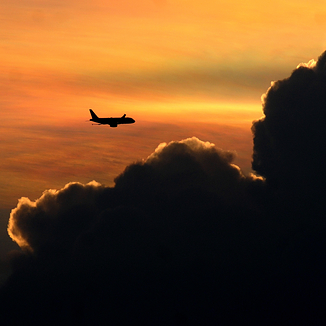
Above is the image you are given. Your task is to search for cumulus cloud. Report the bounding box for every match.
[115,137,259,207]
[4,51,326,324]
[2,137,265,325]
[8,180,106,253]
[7,138,260,254]
[252,51,326,197]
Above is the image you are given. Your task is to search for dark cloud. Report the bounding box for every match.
[8,181,107,254]
[114,138,259,207]
[3,51,326,324]
[7,138,260,255]
[249,52,326,324]
[252,51,326,198]
[1,137,266,325]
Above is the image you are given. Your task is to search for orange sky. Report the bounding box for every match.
[1,0,326,209]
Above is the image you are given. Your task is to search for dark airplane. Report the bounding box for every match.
[89,109,135,127]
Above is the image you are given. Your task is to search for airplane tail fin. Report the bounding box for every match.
[89,109,98,120]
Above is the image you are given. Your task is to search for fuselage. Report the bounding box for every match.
[90,117,135,125]
[89,109,135,127]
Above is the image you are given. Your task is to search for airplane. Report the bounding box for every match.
[89,109,135,127]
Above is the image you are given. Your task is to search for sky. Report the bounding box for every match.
[2,1,326,323]
[1,0,326,266]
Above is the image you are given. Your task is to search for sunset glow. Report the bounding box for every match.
[1,0,326,208]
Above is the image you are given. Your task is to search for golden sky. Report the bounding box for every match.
[1,0,326,209]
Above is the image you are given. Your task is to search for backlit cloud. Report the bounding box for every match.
[252,50,326,197]
[3,52,326,325]
[8,181,105,253]
[8,137,259,255]
[2,137,265,325]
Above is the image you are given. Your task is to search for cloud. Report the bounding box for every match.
[8,180,106,254]
[114,137,257,205]
[249,53,326,322]
[2,137,265,324]
[4,51,326,324]
[8,138,259,254]
[252,51,326,197]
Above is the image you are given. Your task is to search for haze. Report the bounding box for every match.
[1,0,325,208]
[1,2,326,322]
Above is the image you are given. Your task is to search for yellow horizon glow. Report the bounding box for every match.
[1,0,326,209]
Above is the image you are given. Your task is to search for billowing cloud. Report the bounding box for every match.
[2,137,265,325]
[4,51,326,324]
[252,51,326,197]
[114,137,258,206]
[8,181,106,253]
[7,137,260,255]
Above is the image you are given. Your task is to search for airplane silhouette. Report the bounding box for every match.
[89,109,135,127]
